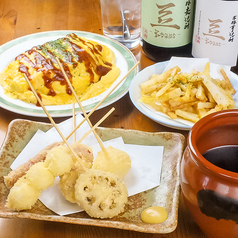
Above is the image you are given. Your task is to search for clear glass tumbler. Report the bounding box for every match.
[100,0,141,49]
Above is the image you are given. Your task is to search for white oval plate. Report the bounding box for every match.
[129,61,238,131]
[0,30,138,117]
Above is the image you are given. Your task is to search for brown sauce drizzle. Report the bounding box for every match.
[16,50,72,97]
[96,65,111,77]
[70,33,102,56]
[68,33,112,79]
[96,44,103,52]
[16,34,113,105]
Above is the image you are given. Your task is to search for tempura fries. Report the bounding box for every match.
[140,62,236,123]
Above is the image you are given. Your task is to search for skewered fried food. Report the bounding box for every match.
[59,169,79,203]
[44,145,74,177]
[59,142,94,203]
[0,33,120,106]
[60,145,131,205]
[6,176,41,211]
[6,145,74,211]
[23,162,55,190]
[92,146,131,179]
[5,143,130,217]
[4,141,62,189]
[70,141,94,168]
[74,169,128,218]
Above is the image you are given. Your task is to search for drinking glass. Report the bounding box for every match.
[100,0,141,48]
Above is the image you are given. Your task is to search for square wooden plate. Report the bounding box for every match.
[0,119,185,234]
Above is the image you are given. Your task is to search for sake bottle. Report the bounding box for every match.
[141,0,195,62]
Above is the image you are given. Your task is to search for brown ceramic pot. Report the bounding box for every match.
[181,109,238,238]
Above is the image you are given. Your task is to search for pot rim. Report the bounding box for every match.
[189,109,238,180]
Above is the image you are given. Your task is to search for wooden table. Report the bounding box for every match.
[0,0,237,237]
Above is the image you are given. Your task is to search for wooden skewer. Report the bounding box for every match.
[24,74,87,172]
[77,107,115,144]
[65,60,140,140]
[72,103,76,142]
[55,57,109,157]
[85,60,140,114]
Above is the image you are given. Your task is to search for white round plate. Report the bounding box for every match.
[0,30,138,117]
[129,61,238,131]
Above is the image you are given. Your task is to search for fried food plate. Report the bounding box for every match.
[0,30,138,117]
[129,61,238,130]
[0,119,185,234]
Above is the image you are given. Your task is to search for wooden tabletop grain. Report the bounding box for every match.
[0,0,237,237]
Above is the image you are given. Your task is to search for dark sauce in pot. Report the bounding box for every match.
[202,145,238,173]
